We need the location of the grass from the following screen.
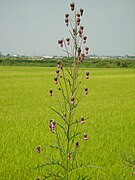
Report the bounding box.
[0,66,135,179]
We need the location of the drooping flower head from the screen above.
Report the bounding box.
[58,39,63,47]
[36,146,41,154]
[86,72,89,79]
[66,38,70,45]
[57,59,61,69]
[80,116,85,124]
[76,13,80,18]
[49,89,53,96]
[70,97,75,105]
[56,69,59,77]
[54,77,58,84]
[65,18,69,26]
[76,142,79,148]
[85,47,89,54]
[49,119,56,132]
[79,29,83,37]
[65,14,69,18]
[84,87,88,95]
[77,17,81,26]
[80,8,84,16]
[84,134,88,141]
[70,2,75,11]
[83,36,87,44]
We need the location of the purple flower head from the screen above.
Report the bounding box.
[56,69,59,76]
[80,26,84,31]
[66,38,70,45]
[77,17,81,26]
[80,116,85,124]
[83,36,87,44]
[51,122,56,129]
[76,142,79,148]
[67,154,70,160]
[84,134,88,141]
[85,47,89,54]
[70,2,75,11]
[36,146,41,153]
[86,72,89,79]
[80,8,84,16]
[57,59,62,69]
[49,119,56,132]
[49,89,53,96]
[54,77,58,84]
[70,97,75,105]
[84,87,88,95]
[79,30,83,37]
[58,39,63,47]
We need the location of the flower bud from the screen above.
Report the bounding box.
[65,14,69,18]
[76,13,80,17]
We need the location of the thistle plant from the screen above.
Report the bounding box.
[35,3,97,179]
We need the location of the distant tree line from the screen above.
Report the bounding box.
[0,57,135,68]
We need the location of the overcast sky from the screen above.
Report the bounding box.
[0,0,135,56]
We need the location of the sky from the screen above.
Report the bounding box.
[0,0,135,56]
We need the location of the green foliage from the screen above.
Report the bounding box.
[0,67,135,179]
[0,57,135,68]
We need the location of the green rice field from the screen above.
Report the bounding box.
[0,66,135,179]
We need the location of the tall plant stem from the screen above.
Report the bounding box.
[66,10,78,180]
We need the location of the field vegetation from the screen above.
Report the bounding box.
[0,57,135,68]
[0,66,135,179]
